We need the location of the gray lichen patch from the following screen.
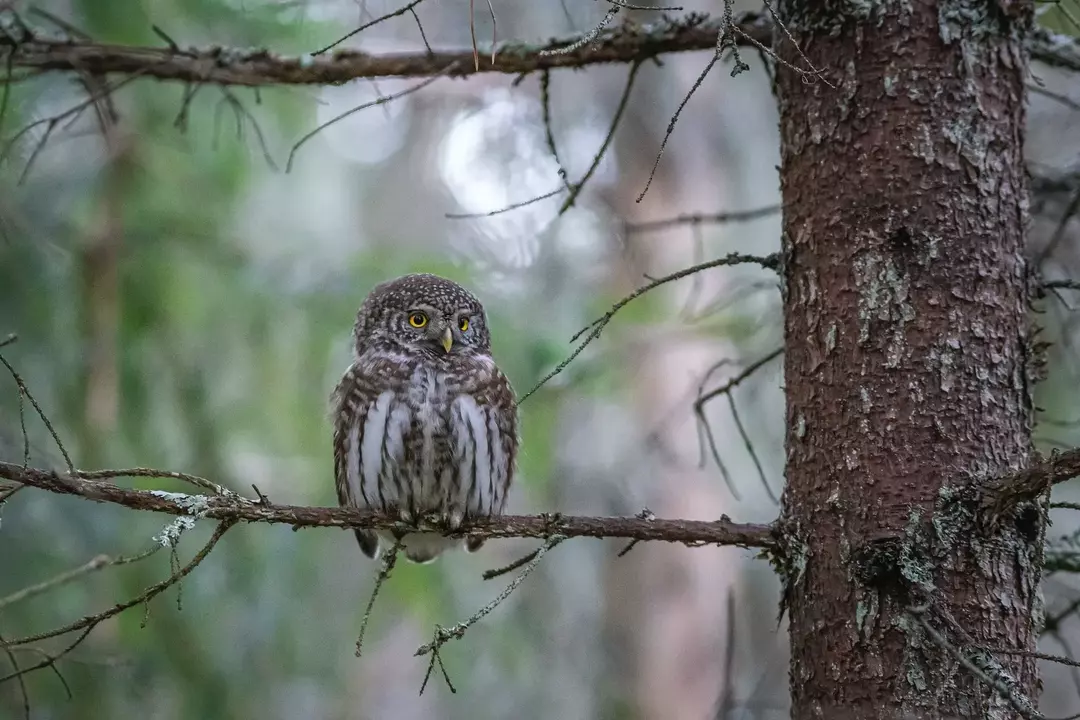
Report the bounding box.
[149,491,211,547]
[855,590,879,640]
[938,0,1021,45]
[942,105,994,179]
[150,490,211,517]
[782,0,914,34]
[824,323,838,353]
[926,339,959,394]
[899,508,936,593]
[853,248,916,367]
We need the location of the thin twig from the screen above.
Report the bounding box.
[2,520,234,651]
[286,62,457,171]
[559,59,641,214]
[445,187,564,219]
[0,546,159,610]
[0,345,74,472]
[636,44,721,203]
[355,540,402,657]
[625,205,781,234]
[693,348,783,499]
[519,252,780,404]
[415,535,564,693]
[725,391,778,504]
[312,0,428,55]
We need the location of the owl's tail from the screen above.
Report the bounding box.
[354,530,379,559]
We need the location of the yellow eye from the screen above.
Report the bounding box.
[459,317,469,332]
[408,313,428,328]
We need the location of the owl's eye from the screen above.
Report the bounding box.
[408,312,428,328]
[459,317,470,332]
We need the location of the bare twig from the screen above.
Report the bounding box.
[445,187,564,219]
[355,540,403,657]
[725,390,778,504]
[636,38,721,203]
[1037,182,1080,265]
[519,252,780,403]
[909,605,1075,720]
[0,547,159,610]
[625,205,781,234]
[311,0,429,55]
[286,62,458,171]
[1045,280,1080,292]
[0,342,74,472]
[415,535,563,694]
[539,69,570,191]
[1,520,233,675]
[77,466,241,498]
[693,348,783,499]
[0,629,29,720]
[558,59,641,214]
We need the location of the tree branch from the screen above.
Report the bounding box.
[982,448,1080,519]
[0,461,777,549]
[1,13,1076,87]
[1,12,771,86]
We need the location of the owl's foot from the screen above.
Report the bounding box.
[446,509,465,531]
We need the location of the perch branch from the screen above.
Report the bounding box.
[0,462,777,549]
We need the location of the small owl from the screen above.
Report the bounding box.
[331,273,518,563]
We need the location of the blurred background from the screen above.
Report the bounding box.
[0,1,1079,718]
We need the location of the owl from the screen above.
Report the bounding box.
[331,273,519,563]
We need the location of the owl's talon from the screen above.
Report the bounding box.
[447,510,465,531]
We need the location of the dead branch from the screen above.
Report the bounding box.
[0,461,777,549]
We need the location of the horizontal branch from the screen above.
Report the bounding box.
[0,462,777,549]
[981,447,1080,519]
[2,12,771,86]
[1,12,1076,86]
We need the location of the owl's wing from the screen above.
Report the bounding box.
[485,367,519,514]
[454,365,518,553]
[331,363,383,559]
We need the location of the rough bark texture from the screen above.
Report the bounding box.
[774,2,1041,718]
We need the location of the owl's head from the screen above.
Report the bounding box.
[353,273,492,358]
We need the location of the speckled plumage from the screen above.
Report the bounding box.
[331,274,518,563]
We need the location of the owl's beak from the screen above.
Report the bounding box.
[440,327,453,353]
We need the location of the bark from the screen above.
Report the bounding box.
[774,2,1041,719]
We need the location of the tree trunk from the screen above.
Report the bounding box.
[774,2,1042,718]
